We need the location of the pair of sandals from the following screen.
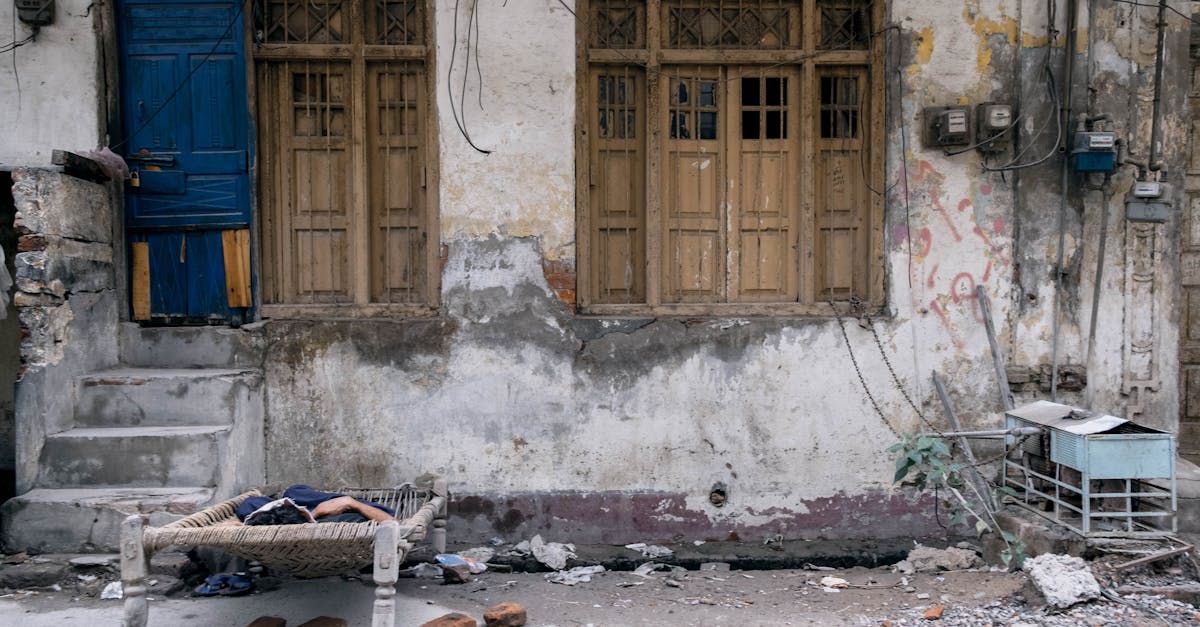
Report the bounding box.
[193,573,254,597]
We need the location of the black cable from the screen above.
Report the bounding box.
[0,28,37,54]
[448,0,491,154]
[111,0,245,153]
[1112,0,1198,25]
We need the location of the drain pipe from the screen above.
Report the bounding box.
[1148,0,1168,172]
[1050,0,1079,402]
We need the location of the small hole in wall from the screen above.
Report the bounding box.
[1027,293,1037,302]
[709,482,728,507]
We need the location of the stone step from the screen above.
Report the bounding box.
[74,367,262,427]
[36,425,230,489]
[0,487,213,553]
[119,322,263,368]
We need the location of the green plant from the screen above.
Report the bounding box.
[889,435,1027,570]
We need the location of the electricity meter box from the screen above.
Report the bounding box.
[1071,131,1117,172]
[923,106,971,148]
[1126,181,1173,223]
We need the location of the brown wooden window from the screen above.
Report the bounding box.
[254,0,438,316]
[577,0,884,315]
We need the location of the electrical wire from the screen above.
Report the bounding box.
[111,0,245,153]
[0,27,37,54]
[941,110,1027,156]
[1111,0,1198,25]
[448,0,491,154]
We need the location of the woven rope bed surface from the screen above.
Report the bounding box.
[144,485,439,578]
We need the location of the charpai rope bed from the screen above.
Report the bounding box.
[119,479,448,627]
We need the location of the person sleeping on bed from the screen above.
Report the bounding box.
[231,485,394,525]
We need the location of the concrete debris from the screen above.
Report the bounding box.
[68,555,117,568]
[0,562,68,589]
[819,576,849,589]
[545,565,605,586]
[530,535,576,571]
[1023,554,1101,609]
[441,563,472,584]
[100,581,122,600]
[624,543,674,558]
[903,544,982,573]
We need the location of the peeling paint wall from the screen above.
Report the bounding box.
[258,0,1191,543]
[2,0,1193,545]
[0,0,103,166]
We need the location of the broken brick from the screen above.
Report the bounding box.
[246,617,286,627]
[295,618,346,627]
[17,235,46,252]
[483,601,527,627]
[419,613,477,627]
[923,605,944,620]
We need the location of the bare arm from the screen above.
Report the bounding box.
[311,496,394,522]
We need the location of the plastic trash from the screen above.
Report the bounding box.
[546,565,605,585]
[100,581,123,600]
[624,543,673,558]
[436,554,487,574]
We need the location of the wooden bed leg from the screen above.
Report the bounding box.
[120,515,150,627]
[372,520,400,627]
[432,477,448,554]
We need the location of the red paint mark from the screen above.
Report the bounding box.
[980,184,992,195]
[949,272,977,304]
[957,198,972,213]
[936,203,963,242]
[973,225,1011,267]
[982,259,993,283]
[913,227,933,259]
[993,218,1004,233]
[926,264,939,289]
[913,160,946,184]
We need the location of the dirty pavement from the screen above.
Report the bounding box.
[0,538,1199,626]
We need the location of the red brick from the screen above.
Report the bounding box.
[17,235,46,252]
[295,618,347,627]
[419,613,477,627]
[483,601,527,627]
[246,617,286,627]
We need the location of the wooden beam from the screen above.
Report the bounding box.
[131,242,151,320]
[932,370,995,513]
[976,284,1014,410]
[1114,544,1194,571]
[222,229,252,308]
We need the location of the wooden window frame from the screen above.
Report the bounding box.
[253,0,440,319]
[576,0,885,317]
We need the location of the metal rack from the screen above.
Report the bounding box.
[1004,400,1176,537]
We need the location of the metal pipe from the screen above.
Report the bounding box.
[1148,0,1168,171]
[918,426,1044,439]
[1051,0,1079,401]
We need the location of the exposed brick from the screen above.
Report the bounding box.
[246,616,286,627]
[541,259,576,307]
[483,601,527,627]
[295,617,346,627]
[17,235,46,252]
[419,613,477,627]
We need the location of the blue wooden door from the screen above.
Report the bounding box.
[118,0,252,321]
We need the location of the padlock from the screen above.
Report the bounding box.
[130,171,140,188]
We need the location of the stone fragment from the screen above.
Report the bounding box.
[1023,553,1101,608]
[905,544,981,572]
[529,535,575,571]
[483,601,527,627]
[246,617,286,627]
[0,562,68,588]
[296,618,347,627]
[924,605,944,620]
[69,555,117,568]
[442,563,472,584]
[420,613,477,627]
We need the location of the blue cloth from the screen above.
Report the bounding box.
[235,485,394,523]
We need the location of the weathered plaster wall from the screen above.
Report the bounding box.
[0,0,103,167]
[10,170,118,493]
[260,0,1191,544]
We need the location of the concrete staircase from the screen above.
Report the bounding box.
[1,325,264,552]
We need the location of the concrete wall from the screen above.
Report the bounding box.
[0,0,104,167]
[258,1,1192,544]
